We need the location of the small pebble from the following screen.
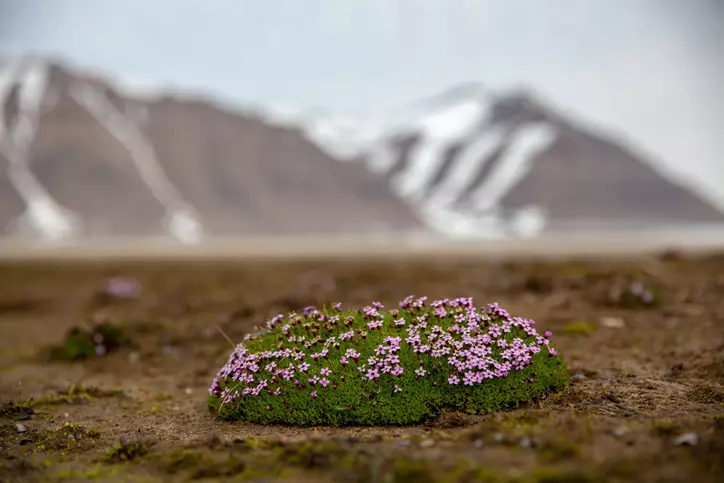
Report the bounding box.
[612,426,629,437]
[128,351,141,363]
[184,387,193,395]
[571,373,587,381]
[17,409,33,421]
[600,317,625,329]
[519,436,533,449]
[492,432,506,444]
[15,423,26,433]
[473,438,484,449]
[674,432,698,446]
[419,439,435,448]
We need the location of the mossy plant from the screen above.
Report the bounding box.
[563,321,596,336]
[209,296,569,425]
[0,400,34,420]
[49,323,130,362]
[101,441,152,464]
[35,423,103,454]
[30,384,124,407]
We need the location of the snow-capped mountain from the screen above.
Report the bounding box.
[0,56,422,241]
[1,55,722,242]
[298,84,724,238]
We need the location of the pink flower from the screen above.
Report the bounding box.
[210,296,559,405]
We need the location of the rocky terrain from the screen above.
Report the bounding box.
[1,56,722,241]
[1,252,723,482]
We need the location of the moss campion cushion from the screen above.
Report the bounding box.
[209,296,569,426]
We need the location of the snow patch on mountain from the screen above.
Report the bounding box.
[0,58,84,241]
[0,56,204,242]
[287,85,559,238]
[470,122,558,212]
[68,81,203,243]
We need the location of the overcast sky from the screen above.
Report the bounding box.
[2,0,723,208]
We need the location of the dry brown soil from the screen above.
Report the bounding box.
[1,253,723,482]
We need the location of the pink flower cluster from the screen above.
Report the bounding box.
[210,296,558,406]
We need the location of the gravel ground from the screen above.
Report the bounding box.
[1,252,723,482]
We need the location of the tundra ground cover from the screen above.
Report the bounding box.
[0,254,723,482]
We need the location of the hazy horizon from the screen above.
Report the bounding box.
[1,0,723,210]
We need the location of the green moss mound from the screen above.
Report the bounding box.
[209,296,568,426]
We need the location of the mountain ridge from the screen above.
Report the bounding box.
[345,87,724,236]
[1,55,722,241]
[0,56,424,240]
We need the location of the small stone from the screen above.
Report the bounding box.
[600,317,625,329]
[674,432,698,446]
[473,438,484,449]
[184,387,193,395]
[612,426,629,437]
[419,438,435,448]
[15,423,26,433]
[128,351,141,363]
[571,373,587,381]
[599,375,611,381]
[91,313,109,325]
[492,432,506,444]
[17,409,33,421]
[519,436,533,449]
